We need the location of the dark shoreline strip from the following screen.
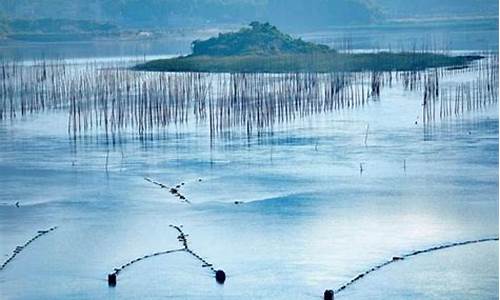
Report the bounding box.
[0,226,58,271]
[333,237,499,294]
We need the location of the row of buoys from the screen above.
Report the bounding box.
[0,226,58,271]
[107,248,185,286]
[108,225,225,286]
[2,226,495,298]
[168,224,225,282]
[168,225,226,283]
[144,177,191,204]
[169,225,189,249]
[323,237,499,299]
[145,176,246,206]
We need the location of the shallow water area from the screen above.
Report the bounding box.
[0,55,498,299]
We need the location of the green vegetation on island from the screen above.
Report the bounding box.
[135,22,481,73]
[136,52,481,73]
[191,22,331,56]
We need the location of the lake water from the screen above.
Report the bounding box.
[0,41,498,299]
[0,17,497,60]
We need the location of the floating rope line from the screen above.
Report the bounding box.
[323,237,499,299]
[169,225,218,273]
[110,248,185,277]
[0,226,58,271]
[144,177,191,204]
[108,225,225,286]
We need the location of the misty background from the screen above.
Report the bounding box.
[0,0,498,58]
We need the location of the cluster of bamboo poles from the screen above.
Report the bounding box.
[0,58,70,119]
[0,54,497,141]
[422,55,498,122]
[68,71,208,139]
[17,63,379,140]
[204,72,373,138]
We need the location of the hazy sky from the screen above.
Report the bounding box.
[0,0,497,30]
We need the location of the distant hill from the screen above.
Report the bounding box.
[372,0,498,19]
[192,22,331,56]
[0,0,377,31]
[1,18,119,42]
[9,18,117,34]
[0,0,496,38]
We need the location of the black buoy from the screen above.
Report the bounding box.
[108,273,117,286]
[215,269,226,284]
[324,289,334,300]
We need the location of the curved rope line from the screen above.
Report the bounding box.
[109,225,217,281]
[111,248,185,276]
[169,225,216,273]
[0,226,58,271]
[333,237,499,294]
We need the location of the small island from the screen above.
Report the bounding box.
[135,22,480,73]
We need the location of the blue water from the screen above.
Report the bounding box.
[0,59,498,299]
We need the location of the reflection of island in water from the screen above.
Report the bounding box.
[135,22,482,73]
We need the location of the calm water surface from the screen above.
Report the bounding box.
[0,54,497,299]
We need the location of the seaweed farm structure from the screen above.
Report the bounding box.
[421,56,499,123]
[107,225,225,286]
[0,54,497,142]
[0,227,58,271]
[323,237,499,300]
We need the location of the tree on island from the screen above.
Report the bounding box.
[136,22,481,73]
[191,21,332,57]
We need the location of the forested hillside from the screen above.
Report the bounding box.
[0,0,496,40]
[373,0,498,19]
[0,0,376,30]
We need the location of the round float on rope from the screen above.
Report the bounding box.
[324,289,334,300]
[215,269,226,284]
[108,273,117,286]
